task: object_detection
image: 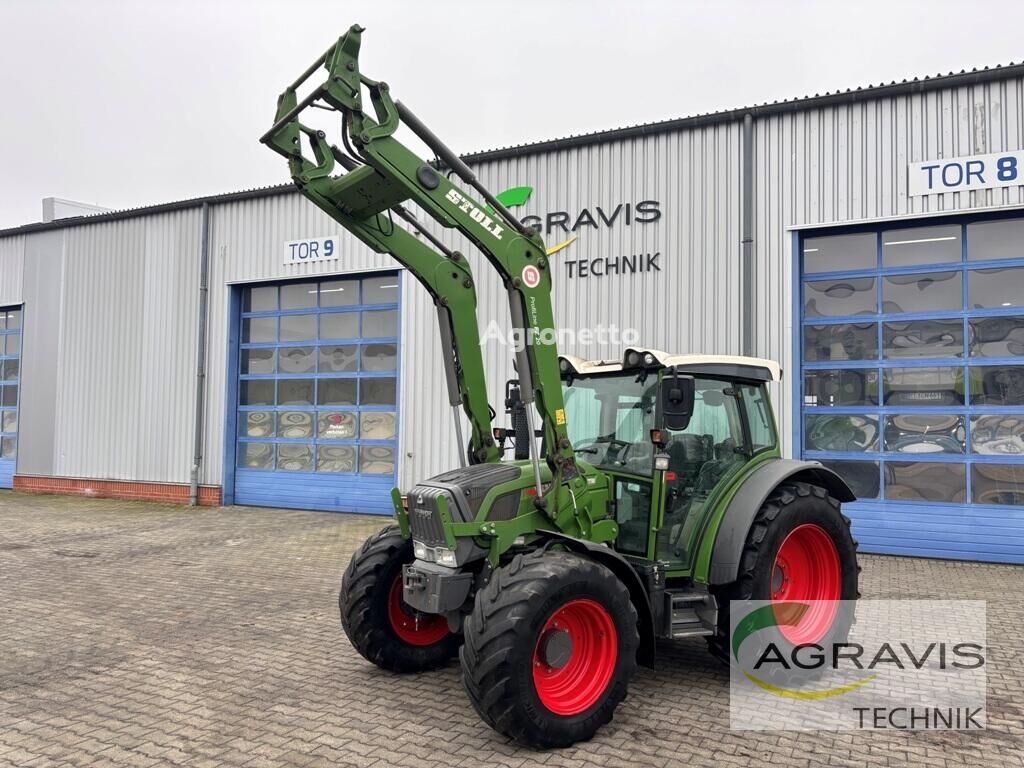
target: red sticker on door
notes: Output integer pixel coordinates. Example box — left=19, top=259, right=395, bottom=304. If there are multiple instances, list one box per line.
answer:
left=521, top=264, right=541, bottom=288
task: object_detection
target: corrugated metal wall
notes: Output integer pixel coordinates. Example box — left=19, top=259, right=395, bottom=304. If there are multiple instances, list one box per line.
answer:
left=476, top=126, right=742, bottom=356
left=0, top=235, right=24, bottom=306
left=15, top=212, right=205, bottom=481
left=0, top=72, right=1021, bottom=504
left=19, top=230, right=64, bottom=475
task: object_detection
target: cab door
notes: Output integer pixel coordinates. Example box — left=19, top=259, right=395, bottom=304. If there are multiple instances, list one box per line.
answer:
left=603, top=392, right=657, bottom=556
left=655, top=378, right=773, bottom=570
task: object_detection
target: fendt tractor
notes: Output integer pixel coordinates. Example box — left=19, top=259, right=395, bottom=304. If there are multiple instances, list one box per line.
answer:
left=262, top=25, right=860, bottom=748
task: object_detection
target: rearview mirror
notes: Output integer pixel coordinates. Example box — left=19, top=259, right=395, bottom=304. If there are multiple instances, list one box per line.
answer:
left=658, top=372, right=695, bottom=432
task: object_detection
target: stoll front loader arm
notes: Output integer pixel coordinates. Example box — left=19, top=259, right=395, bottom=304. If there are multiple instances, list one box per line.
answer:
left=260, top=24, right=587, bottom=513
left=260, top=28, right=499, bottom=466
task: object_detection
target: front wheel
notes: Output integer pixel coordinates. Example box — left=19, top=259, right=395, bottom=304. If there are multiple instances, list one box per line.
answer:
left=340, top=526, right=460, bottom=672
left=460, top=550, right=639, bottom=749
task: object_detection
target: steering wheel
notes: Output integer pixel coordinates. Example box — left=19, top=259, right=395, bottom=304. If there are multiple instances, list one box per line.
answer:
left=574, top=438, right=632, bottom=463
left=603, top=438, right=634, bottom=464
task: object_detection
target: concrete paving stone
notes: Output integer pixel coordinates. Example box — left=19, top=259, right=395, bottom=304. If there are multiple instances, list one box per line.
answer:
left=0, top=492, right=1021, bottom=768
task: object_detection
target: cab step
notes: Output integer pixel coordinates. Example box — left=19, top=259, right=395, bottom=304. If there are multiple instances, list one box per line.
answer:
left=664, top=589, right=717, bottom=638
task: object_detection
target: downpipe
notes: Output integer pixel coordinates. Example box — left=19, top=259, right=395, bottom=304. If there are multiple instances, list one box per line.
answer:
left=741, top=112, right=755, bottom=358
left=189, top=203, right=212, bottom=506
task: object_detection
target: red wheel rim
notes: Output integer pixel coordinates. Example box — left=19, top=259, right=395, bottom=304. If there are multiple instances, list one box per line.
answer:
left=532, top=599, right=617, bottom=716
left=387, top=576, right=449, bottom=646
left=771, top=524, right=841, bottom=644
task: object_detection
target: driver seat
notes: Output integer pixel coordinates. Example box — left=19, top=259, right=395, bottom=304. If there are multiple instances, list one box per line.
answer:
left=694, top=438, right=740, bottom=493
left=665, top=432, right=714, bottom=489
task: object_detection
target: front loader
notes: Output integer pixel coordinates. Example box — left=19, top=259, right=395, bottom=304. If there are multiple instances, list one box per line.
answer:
left=262, top=25, right=860, bottom=749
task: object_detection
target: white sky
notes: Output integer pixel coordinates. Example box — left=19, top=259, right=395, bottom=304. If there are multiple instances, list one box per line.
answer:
left=2, top=0, right=1023, bottom=229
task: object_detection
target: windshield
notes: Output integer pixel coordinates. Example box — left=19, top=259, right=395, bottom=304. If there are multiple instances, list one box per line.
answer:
left=562, top=372, right=658, bottom=475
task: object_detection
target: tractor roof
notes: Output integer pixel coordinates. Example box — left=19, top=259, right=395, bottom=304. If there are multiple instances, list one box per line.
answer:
left=559, top=349, right=781, bottom=382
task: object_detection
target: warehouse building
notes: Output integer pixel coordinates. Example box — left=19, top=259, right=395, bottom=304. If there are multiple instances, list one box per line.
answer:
left=1, top=64, right=1023, bottom=563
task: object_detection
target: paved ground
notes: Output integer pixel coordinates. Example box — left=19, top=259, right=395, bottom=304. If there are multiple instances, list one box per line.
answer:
left=0, top=492, right=1022, bottom=768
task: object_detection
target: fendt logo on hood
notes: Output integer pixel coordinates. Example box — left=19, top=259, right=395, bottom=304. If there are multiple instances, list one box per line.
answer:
left=495, top=186, right=662, bottom=280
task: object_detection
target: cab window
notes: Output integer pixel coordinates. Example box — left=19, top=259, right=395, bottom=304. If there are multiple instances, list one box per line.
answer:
left=562, top=373, right=657, bottom=475
left=739, top=383, right=775, bottom=452
left=662, top=378, right=746, bottom=490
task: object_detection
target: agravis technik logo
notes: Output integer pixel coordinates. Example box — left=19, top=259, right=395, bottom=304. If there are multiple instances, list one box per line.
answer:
left=494, top=186, right=578, bottom=256
left=493, top=185, right=662, bottom=280
left=729, top=600, right=987, bottom=731
left=732, top=603, right=876, bottom=700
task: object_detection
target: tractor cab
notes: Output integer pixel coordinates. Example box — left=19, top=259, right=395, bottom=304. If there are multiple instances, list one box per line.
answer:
left=558, top=349, right=782, bottom=572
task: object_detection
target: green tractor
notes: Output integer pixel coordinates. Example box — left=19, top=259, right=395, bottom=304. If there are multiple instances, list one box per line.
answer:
left=263, top=25, right=859, bottom=749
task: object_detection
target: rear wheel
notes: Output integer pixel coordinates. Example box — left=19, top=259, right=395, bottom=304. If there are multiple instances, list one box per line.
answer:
left=340, top=525, right=460, bottom=672
left=461, top=550, right=638, bottom=749
left=708, top=482, right=859, bottom=663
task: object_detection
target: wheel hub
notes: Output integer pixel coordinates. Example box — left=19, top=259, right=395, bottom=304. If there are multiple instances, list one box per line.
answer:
left=538, top=627, right=574, bottom=669
left=771, top=556, right=789, bottom=597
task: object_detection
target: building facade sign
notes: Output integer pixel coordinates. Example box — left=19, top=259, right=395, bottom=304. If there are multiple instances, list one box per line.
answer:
left=909, top=150, right=1024, bottom=196
left=496, top=185, right=662, bottom=281
left=283, top=236, right=340, bottom=265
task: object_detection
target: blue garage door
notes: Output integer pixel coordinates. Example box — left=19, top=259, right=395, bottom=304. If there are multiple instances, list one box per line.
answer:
left=0, top=307, right=20, bottom=488
left=233, top=274, right=400, bottom=514
left=797, top=213, right=1024, bottom=563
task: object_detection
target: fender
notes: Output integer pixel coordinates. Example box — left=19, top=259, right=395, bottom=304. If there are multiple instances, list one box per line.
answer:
left=537, top=531, right=656, bottom=668
left=707, top=458, right=855, bottom=585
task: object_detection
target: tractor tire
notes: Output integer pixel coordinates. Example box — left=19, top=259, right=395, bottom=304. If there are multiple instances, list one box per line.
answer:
left=340, top=525, right=460, bottom=673
left=707, top=481, right=860, bottom=665
left=460, top=549, right=639, bottom=749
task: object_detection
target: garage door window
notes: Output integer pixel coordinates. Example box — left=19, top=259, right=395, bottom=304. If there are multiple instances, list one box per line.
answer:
left=799, top=215, right=1024, bottom=508
left=237, top=275, right=399, bottom=478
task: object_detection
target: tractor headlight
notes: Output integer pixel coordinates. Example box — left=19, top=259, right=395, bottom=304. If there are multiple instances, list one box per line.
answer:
left=412, top=541, right=459, bottom=568
left=434, top=548, right=458, bottom=568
